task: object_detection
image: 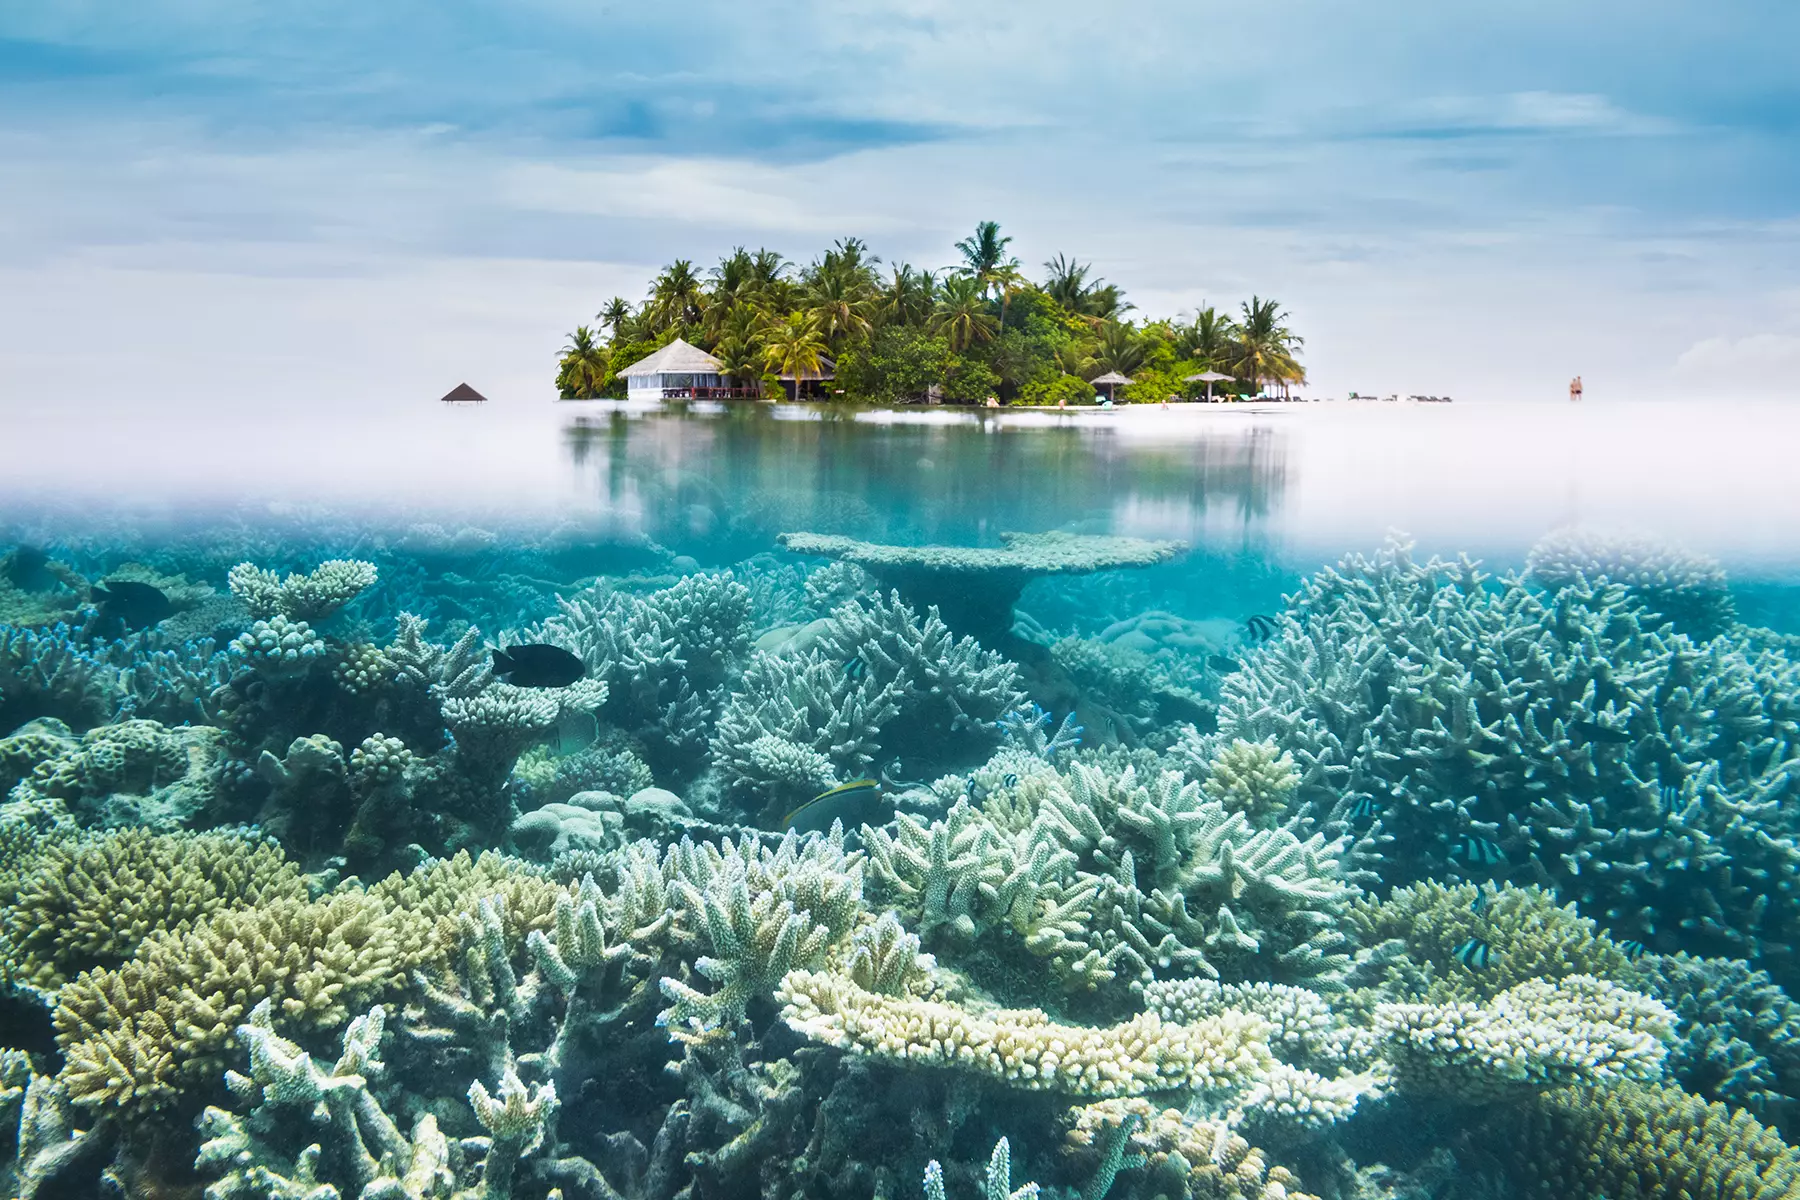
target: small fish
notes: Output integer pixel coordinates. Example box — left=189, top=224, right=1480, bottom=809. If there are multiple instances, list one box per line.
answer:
left=1348, top=796, right=1380, bottom=822
left=1207, top=654, right=1241, bottom=673
left=844, top=655, right=867, bottom=680
left=1618, top=940, right=1648, bottom=961
left=1453, top=937, right=1492, bottom=969
left=1450, top=834, right=1507, bottom=865
left=1003, top=773, right=1019, bottom=789
left=783, top=779, right=887, bottom=834
left=1660, top=785, right=1681, bottom=809
left=92, top=580, right=173, bottom=631
left=1243, top=615, right=1279, bottom=644
left=492, top=644, right=586, bottom=688
left=1469, top=888, right=1488, bottom=916
left=1572, top=720, right=1632, bottom=745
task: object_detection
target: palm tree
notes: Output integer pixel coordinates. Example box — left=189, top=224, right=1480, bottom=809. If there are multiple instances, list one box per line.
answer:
left=988, top=261, right=1028, bottom=327
left=645, top=259, right=705, bottom=333
left=931, top=274, right=1000, bottom=352
left=1174, top=306, right=1238, bottom=368
left=1232, top=297, right=1304, bottom=396
left=596, top=297, right=634, bottom=341
left=1090, top=321, right=1147, bottom=378
left=955, top=221, right=1020, bottom=296
left=807, top=263, right=876, bottom=348
left=762, top=312, right=828, bottom=399
left=1041, top=253, right=1128, bottom=324
left=557, top=326, right=610, bottom=399
left=876, top=264, right=936, bottom=327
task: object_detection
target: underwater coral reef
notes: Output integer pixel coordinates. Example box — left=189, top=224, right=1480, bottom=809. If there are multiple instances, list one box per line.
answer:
left=0, top=523, right=1797, bottom=1198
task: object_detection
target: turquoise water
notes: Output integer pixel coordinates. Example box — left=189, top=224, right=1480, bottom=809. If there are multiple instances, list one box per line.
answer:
left=2, top=400, right=1799, bottom=1196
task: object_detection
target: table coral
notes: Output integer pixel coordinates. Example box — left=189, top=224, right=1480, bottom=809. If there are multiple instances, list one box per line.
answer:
left=227, top=559, right=378, bottom=622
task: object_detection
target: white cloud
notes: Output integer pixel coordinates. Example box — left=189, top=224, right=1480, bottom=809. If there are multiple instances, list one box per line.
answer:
left=1675, top=333, right=1800, bottom=391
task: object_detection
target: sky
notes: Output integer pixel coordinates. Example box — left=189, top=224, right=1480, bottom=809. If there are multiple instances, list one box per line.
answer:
left=3, top=1, right=1799, bottom=408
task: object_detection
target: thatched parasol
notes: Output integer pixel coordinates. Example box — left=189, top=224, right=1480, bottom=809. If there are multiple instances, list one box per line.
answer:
left=1090, top=371, right=1132, bottom=405
left=1183, top=370, right=1233, bottom=402
left=439, top=382, right=489, bottom=403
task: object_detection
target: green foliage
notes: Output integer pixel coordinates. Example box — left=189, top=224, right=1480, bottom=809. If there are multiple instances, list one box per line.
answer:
left=562, top=224, right=1304, bottom=404
left=836, top=327, right=954, bottom=404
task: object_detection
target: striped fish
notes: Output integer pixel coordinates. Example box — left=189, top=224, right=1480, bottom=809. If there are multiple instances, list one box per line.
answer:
left=1451, top=834, right=1507, bottom=865
left=1453, top=937, right=1492, bottom=969
left=783, top=779, right=886, bottom=834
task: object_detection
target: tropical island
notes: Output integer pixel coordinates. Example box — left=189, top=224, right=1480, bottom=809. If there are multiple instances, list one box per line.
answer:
left=556, top=222, right=1305, bottom=404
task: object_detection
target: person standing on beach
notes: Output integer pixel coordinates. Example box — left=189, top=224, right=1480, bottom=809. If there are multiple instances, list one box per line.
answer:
left=1569, top=375, right=1583, bottom=402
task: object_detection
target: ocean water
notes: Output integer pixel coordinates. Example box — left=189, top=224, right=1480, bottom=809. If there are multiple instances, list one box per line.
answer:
left=2, top=398, right=1799, bottom=1197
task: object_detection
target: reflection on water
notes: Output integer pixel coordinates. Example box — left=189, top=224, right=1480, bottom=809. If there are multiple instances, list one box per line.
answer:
left=561, top=405, right=1290, bottom=558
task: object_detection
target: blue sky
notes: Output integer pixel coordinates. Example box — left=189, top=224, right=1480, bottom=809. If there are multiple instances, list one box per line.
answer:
left=4, top=1, right=1799, bottom=405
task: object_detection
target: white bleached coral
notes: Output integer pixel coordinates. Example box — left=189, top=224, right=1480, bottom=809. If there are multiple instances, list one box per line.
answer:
left=227, top=559, right=378, bottom=622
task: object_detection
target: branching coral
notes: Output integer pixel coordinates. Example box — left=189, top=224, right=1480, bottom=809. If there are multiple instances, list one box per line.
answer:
left=1, top=826, right=304, bottom=988
left=777, top=968, right=1274, bottom=1097
left=1473, top=1080, right=1800, bottom=1199
left=227, top=559, right=379, bottom=622
left=1526, top=525, right=1737, bottom=638
left=713, top=593, right=1023, bottom=814
left=1211, top=537, right=1800, bottom=967
left=0, top=622, right=121, bottom=733
left=1065, top=1100, right=1318, bottom=1200
left=1202, top=741, right=1299, bottom=829
left=863, top=762, right=1356, bottom=1001
left=1373, top=974, right=1674, bottom=1095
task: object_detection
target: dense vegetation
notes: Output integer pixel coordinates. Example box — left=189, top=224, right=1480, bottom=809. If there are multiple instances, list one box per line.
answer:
left=556, top=222, right=1305, bottom=404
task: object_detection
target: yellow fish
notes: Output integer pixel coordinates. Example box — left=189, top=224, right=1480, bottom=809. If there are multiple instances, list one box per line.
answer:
left=783, top=779, right=884, bottom=833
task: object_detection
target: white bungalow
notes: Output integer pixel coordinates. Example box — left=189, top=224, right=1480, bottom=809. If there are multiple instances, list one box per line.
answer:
left=618, top=338, right=752, bottom=401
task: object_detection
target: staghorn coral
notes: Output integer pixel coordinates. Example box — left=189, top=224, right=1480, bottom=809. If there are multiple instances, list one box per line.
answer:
left=0, top=622, right=121, bottom=733
left=923, top=1137, right=1040, bottom=1200
left=1210, top=536, right=1800, bottom=968
left=197, top=999, right=458, bottom=1199
left=227, top=559, right=379, bottom=622
left=1373, top=974, right=1674, bottom=1095
left=713, top=592, right=1024, bottom=814
left=863, top=762, right=1356, bottom=1003
left=1526, top=525, right=1737, bottom=638
left=1472, top=1080, right=1800, bottom=1199
left=1629, top=952, right=1800, bottom=1131
left=777, top=967, right=1274, bottom=1097
left=1, top=826, right=304, bottom=989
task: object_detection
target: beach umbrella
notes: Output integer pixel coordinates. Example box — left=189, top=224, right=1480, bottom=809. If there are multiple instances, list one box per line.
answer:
left=1184, top=370, right=1233, bottom=402
left=1091, top=371, right=1132, bottom=405
left=439, top=382, right=489, bottom=403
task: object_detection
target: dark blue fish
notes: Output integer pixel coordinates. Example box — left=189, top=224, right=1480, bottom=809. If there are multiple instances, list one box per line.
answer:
left=1450, top=834, right=1507, bottom=865
left=1453, top=937, right=1492, bottom=969
left=492, top=644, right=586, bottom=688
left=1572, top=720, right=1632, bottom=745
left=1243, top=615, right=1279, bottom=644
left=1469, top=888, right=1488, bottom=916
left=1348, top=796, right=1380, bottom=822
left=844, top=655, right=867, bottom=681
left=92, top=580, right=173, bottom=631
left=783, top=779, right=887, bottom=834
left=1207, top=654, right=1241, bottom=673
left=1618, top=940, right=1647, bottom=961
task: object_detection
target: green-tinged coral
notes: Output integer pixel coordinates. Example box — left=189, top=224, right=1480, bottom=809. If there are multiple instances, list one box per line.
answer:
left=1065, top=1099, right=1318, bottom=1200
left=0, top=623, right=122, bottom=732
left=777, top=968, right=1274, bottom=1097
left=1, top=826, right=304, bottom=988
left=1202, top=740, right=1299, bottom=828
left=1478, top=1081, right=1800, bottom=1199
left=5, top=719, right=226, bottom=829
left=1373, top=974, right=1674, bottom=1095
left=1346, top=880, right=1633, bottom=1001
left=227, top=559, right=379, bottom=622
